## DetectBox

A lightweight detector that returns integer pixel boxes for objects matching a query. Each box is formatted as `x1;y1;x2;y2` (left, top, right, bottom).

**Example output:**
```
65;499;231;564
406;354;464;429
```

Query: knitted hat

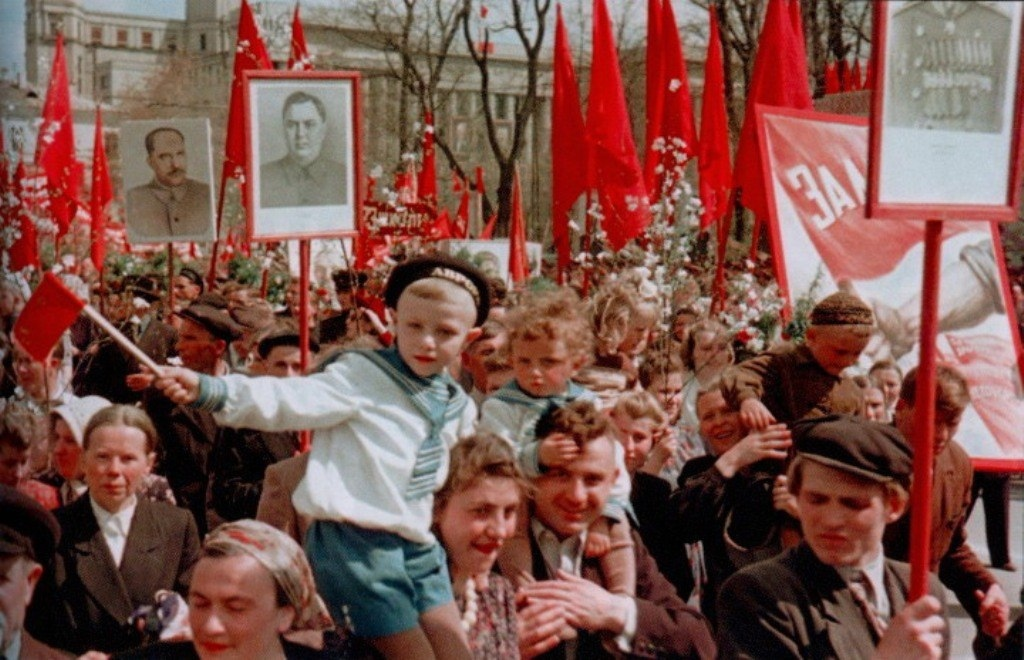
792;414;912;485
810;292;874;326
51;395;112;447
384;254;491;326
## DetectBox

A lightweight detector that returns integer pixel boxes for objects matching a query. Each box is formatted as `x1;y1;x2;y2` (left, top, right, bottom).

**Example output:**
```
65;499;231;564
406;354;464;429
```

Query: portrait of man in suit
125;126;215;244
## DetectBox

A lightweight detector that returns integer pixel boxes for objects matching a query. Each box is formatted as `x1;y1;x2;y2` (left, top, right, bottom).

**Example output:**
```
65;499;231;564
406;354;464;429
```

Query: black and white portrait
122;118;216;244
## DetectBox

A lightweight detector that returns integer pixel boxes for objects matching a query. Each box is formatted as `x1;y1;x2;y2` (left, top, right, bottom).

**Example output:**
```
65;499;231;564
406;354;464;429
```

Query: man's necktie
848;571;888;642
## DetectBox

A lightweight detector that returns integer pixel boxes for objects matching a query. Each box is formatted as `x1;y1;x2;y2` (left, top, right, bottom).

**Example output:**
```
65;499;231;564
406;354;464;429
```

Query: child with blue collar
479;289;636;597
150;254;488;659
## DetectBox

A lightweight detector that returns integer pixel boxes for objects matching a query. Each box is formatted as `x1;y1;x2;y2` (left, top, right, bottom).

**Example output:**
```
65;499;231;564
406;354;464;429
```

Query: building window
116;29;128;47
99;74;109;90
142;31;153;48
91;26;102;44
47;13;61;36
199;33;207;51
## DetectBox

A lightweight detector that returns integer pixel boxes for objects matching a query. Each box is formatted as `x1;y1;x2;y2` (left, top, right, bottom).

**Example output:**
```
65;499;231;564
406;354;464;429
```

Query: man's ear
462;327;483;349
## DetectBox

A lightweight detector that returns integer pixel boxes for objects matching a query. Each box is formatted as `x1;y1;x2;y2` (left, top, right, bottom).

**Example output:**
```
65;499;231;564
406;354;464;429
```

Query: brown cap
792;414;912;485
177;303;243;341
810;292;874;326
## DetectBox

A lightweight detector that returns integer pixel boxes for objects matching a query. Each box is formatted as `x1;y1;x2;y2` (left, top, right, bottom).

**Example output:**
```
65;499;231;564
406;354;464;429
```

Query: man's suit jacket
256;452;311;546
125;179;213;242
19;633;73;659
525;524;715;659
29;497;201;654
716;543;949;660
884;440;994;623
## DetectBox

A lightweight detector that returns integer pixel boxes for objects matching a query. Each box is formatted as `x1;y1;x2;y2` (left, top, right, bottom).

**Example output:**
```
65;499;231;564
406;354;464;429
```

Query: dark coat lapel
65;497;134;624
119;499;174;605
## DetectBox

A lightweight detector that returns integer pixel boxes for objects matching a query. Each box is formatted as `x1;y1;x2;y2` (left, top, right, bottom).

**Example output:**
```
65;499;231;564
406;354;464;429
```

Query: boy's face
647;372;684;424
611;412;658;473
393;290;480;378
797;461;904;568
511;337;581;397
806;327;870;376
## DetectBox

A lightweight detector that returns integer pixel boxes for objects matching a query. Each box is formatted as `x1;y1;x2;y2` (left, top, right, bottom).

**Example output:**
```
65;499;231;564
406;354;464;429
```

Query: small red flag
479;213;497;239
851;59;863;91
222;0;271;184
824;62;841;94
89;107;112;272
587;0;650;251
698;7;732;230
653;0;697;197
35;32;79;238
551;5;587;276
288;3;313;71
455;188;470;239
431;209;453;240
418;112;437;204
509;168;528;284
643;0;664;196
863;56;875;91
7;161;39;272
732;0;811;222
475;166;486;195
12;272;84;362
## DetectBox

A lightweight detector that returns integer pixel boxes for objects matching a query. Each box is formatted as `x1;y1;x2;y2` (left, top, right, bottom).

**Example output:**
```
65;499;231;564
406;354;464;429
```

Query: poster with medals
867;2;1024;221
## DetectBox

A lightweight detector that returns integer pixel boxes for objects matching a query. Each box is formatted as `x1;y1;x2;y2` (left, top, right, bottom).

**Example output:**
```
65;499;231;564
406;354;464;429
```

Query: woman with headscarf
116;519;334;659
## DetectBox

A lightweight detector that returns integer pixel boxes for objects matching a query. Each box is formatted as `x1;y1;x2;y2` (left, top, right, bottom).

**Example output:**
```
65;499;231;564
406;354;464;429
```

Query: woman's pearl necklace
461;576;480;632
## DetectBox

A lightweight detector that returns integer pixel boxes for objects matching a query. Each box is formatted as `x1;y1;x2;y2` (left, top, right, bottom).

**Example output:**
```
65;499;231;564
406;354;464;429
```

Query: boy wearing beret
148;255;488;659
716;415;948;659
721;291;876;430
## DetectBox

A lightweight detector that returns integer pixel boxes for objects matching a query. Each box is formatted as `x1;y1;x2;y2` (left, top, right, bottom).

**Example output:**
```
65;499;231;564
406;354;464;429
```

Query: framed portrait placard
867;2;1024;221
121;118;216;244
243;71;361;241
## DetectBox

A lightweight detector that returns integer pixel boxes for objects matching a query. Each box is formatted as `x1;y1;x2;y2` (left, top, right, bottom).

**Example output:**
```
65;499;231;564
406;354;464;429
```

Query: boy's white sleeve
478;397;520;445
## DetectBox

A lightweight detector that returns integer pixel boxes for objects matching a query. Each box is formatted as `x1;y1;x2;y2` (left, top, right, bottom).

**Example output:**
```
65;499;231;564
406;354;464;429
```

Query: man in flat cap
0;485;69;659
716;415;948;660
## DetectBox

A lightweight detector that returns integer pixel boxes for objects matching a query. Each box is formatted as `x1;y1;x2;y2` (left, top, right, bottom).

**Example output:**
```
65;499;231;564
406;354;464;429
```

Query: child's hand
640;427;678;476
583;528;611;558
772;475;799;518
150;366;202;405
740;398;776;430
538;433;579;468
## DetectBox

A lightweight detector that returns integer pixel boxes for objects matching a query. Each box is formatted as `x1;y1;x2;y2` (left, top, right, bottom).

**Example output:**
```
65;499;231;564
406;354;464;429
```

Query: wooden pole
81;304;163;374
908;220;943;599
298;239;312;452
166;243;175;314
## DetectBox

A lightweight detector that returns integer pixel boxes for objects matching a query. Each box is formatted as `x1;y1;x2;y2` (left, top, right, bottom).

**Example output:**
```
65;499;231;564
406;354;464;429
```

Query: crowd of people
0;251;1021;659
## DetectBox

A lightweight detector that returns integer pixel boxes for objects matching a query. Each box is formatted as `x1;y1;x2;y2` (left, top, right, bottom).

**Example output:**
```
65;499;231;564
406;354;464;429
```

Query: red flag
732;0;811;222
653;0;697;197
35;32;79;238
508;169;528;284
7;161;39;272
431;209;453;240
863;56;875;90
698;7;732;230
587;0;650;251
418;112;437;204
365;173;377;201
455;188;470;239
12;272;84;361
89;107;112;272
552;5;587;276
824;62;840;94
222;0;271;183
475;166;486;195
479;213;497;239
395;165;417;204
288;3;313;70
851;59;863;91
788;0;807;78
643;0;664;196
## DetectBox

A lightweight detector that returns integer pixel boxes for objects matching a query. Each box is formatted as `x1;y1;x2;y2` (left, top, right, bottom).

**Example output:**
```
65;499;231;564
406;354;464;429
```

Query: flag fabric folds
551;4;587;276
223;0;271;183
698;7;732;230
12;272;85;362
652;0;697;198
35;32;79;239
509;168;528;284
587;0;650;251
7;161;39;272
89;106;112;272
418;112;437;204
288;3;313;71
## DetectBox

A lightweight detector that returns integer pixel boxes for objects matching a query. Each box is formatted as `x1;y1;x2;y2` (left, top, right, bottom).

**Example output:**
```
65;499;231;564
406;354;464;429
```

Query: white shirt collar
531;518;586;578
89;494;138;535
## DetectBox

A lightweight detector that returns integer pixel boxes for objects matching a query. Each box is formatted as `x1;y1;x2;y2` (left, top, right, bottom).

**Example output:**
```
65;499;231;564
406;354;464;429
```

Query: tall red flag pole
209;0;272;290
417;112;437;204
36;32;79;244
652;0;697;203
89;106;112;276
508;167;528;286
288;3;313;71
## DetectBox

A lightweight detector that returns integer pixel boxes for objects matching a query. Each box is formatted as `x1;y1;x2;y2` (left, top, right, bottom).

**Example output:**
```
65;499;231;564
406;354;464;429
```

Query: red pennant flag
288;3;313;71
824;62;840;94
508;169;528;284
863;56;875;90
7;161;39;272
222;0;271;184
587;0;651;251
653;0;697;197
698;7;732;231
431;209;453;240
12;272;84;362
552;5;587;276
788;0;808;78
732;0;811;222
479;213;497;239
455;188;470;239
418;112;437;204
89;107;112;272
851;59;863;91
475;166;486;195
35;32;79;239
643;0;664;196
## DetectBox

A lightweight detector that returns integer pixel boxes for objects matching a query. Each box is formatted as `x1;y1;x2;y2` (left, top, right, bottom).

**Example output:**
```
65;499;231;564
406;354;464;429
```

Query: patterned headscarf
204;520;333;632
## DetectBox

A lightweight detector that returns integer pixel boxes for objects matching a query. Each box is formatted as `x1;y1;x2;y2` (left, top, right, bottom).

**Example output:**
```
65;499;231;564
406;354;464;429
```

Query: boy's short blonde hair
611;390;668;427
505;288;593;361
402;277;478;315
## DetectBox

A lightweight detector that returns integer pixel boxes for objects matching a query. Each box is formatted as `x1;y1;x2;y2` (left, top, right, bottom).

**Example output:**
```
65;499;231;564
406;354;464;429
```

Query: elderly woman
116;519;334;659
432;434;530;659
